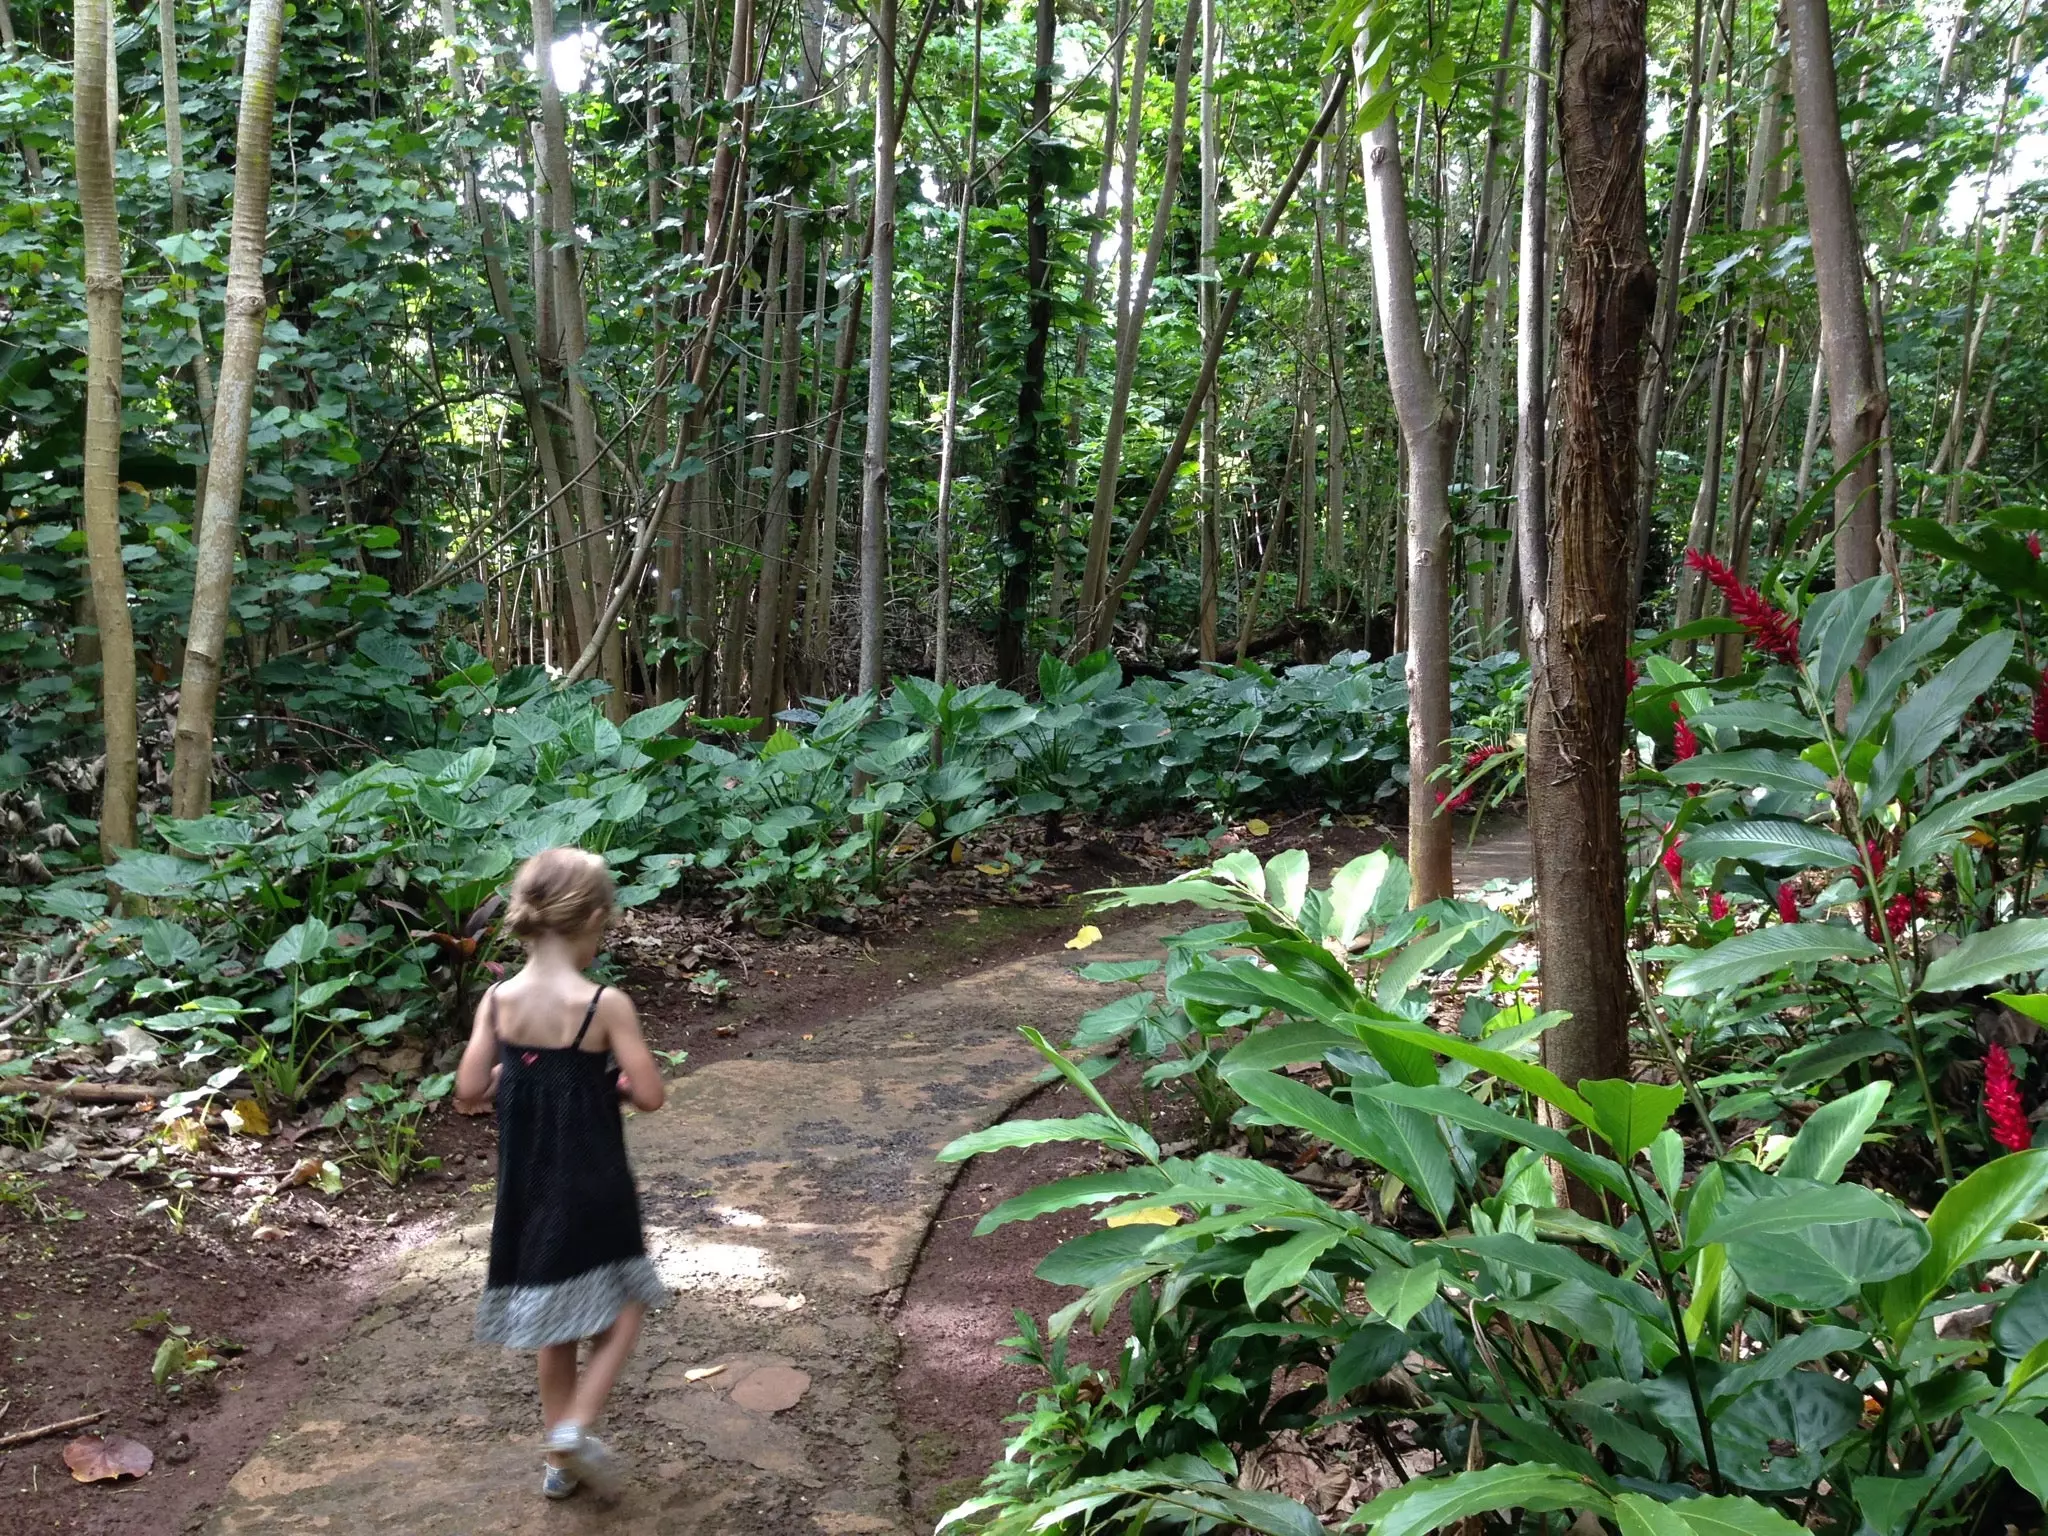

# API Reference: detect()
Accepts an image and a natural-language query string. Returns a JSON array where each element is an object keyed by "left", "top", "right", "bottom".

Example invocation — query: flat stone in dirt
[{"left": 198, "top": 907, "right": 1175, "bottom": 1536}]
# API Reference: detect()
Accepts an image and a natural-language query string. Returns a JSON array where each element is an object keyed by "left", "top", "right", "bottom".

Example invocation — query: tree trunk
[
  {"left": 1513, "top": 0, "right": 1552, "bottom": 630},
  {"left": 75, "top": 0, "right": 137, "bottom": 852},
  {"left": 1362, "top": 108, "right": 1456, "bottom": 906},
  {"left": 1786, "top": 0, "right": 1882, "bottom": 592},
  {"left": 751, "top": 212, "right": 808, "bottom": 712},
  {"left": 158, "top": 0, "right": 216, "bottom": 513},
  {"left": 989, "top": 0, "right": 1056, "bottom": 685},
  {"left": 1196, "top": 0, "right": 1220, "bottom": 660},
  {"left": 931, "top": 2, "right": 983, "bottom": 687},
  {"left": 1, "top": 0, "right": 42, "bottom": 182},
  {"left": 1529, "top": 0, "right": 1655, "bottom": 1092},
  {"left": 168, "top": 0, "right": 285, "bottom": 819},
  {"left": 531, "top": 0, "right": 629, "bottom": 716},
  {"left": 857, "top": 0, "right": 900, "bottom": 697},
  {"left": 1087, "top": 72, "right": 1350, "bottom": 652}
]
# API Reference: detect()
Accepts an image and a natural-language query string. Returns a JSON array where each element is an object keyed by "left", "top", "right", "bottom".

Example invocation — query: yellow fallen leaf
[
  {"left": 1106, "top": 1206, "right": 1182, "bottom": 1228},
  {"left": 224, "top": 1098, "right": 269, "bottom": 1137},
  {"left": 1065, "top": 925, "right": 1103, "bottom": 951},
  {"left": 949, "top": 842, "right": 966, "bottom": 864},
  {"left": 684, "top": 1364, "right": 727, "bottom": 1382},
  {"left": 976, "top": 862, "right": 1009, "bottom": 876},
  {"left": 1246, "top": 818, "right": 1271, "bottom": 837}
]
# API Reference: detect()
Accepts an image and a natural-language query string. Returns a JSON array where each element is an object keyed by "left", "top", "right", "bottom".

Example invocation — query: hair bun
[{"left": 506, "top": 847, "right": 616, "bottom": 939}]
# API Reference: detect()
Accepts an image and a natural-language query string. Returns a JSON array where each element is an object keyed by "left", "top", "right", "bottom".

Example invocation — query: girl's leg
[
  {"left": 564, "top": 1303, "right": 645, "bottom": 1430},
  {"left": 538, "top": 1343, "right": 580, "bottom": 1462}
]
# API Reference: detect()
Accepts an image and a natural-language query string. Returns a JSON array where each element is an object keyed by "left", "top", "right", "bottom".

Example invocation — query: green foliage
[{"left": 941, "top": 851, "right": 2048, "bottom": 1536}]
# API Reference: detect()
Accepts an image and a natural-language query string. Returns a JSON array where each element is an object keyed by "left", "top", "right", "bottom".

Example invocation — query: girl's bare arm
[
  {"left": 453, "top": 994, "right": 500, "bottom": 1113},
  {"left": 602, "top": 992, "right": 666, "bottom": 1112}
]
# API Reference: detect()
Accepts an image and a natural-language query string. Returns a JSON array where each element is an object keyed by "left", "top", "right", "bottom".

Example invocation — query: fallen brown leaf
[{"left": 64, "top": 1434, "right": 153, "bottom": 1483}]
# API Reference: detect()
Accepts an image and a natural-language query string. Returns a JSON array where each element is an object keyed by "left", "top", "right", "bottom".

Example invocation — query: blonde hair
[{"left": 506, "top": 847, "right": 615, "bottom": 940}]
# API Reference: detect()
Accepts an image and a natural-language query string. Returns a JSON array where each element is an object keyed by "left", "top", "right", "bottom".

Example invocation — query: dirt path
[{"left": 198, "top": 825, "right": 1529, "bottom": 1536}]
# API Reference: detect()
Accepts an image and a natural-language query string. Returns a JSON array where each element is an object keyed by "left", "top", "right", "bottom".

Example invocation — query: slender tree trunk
[
  {"left": 1076, "top": 0, "right": 1197, "bottom": 643},
  {"left": 1, "top": 0, "right": 42, "bottom": 182},
  {"left": 857, "top": 0, "right": 900, "bottom": 695},
  {"left": 1786, "top": 0, "right": 1882, "bottom": 592},
  {"left": 989, "top": 0, "right": 1056, "bottom": 685},
  {"left": 531, "top": 0, "right": 629, "bottom": 716},
  {"left": 751, "top": 212, "right": 808, "bottom": 711},
  {"left": 168, "top": 0, "right": 284, "bottom": 819},
  {"left": 75, "top": 0, "right": 137, "bottom": 852},
  {"left": 158, "top": 0, "right": 216, "bottom": 513},
  {"left": 931, "top": 2, "right": 983, "bottom": 688},
  {"left": 1196, "top": 0, "right": 1220, "bottom": 660},
  {"left": 1363, "top": 108, "right": 1457, "bottom": 906},
  {"left": 1513, "top": 0, "right": 1552, "bottom": 633},
  {"left": 1087, "top": 71, "right": 1350, "bottom": 652},
  {"left": 1674, "top": 325, "right": 1732, "bottom": 634},
  {"left": 1529, "top": 0, "right": 1654, "bottom": 1092}
]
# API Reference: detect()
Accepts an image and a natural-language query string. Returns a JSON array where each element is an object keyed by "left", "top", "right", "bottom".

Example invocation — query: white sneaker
[{"left": 543, "top": 1423, "right": 625, "bottom": 1498}]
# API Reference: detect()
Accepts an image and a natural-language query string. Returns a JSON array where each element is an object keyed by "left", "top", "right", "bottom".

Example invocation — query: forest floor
[{"left": 0, "top": 813, "right": 1528, "bottom": 1535}]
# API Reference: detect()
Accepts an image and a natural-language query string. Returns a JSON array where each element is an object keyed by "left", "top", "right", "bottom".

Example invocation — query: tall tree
[
  {"left": 857, "top": 0, "right": 900, "bottom": 696},
  {"left": 931, "top": 0, "right": 984, "bottom": 688},
  {"left": 1527, "top": 0, "right": 1656, "bottom": 1090},
  {"left": 989, "top": 0, "right": 1058, "bottom": 686},
  {"left": 74, "top": 0, "right": 137, "bottom": 852},
  {"left": 1362, "top": 107, "right": 1456, "bottom": 906},
  {"left": 1512, "top": 0, "right": 1551, "bottom": 636},
  {"left": 1195, "top": 0, "right": 1220, "bottom": 661},
  {"left": 1786, "top": 0, "right": 1883, "bottom": 594},
  {"left": 167, "top": 0, "right": 286, "bottom": 819}
]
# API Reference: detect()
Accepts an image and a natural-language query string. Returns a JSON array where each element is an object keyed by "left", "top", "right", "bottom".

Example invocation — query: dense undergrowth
[
  {"left": 0, "top": 646, "right": 1524, "bottom": 1158},
  {"left": 937, "top": 558, "right": 2048, "bottom": 1535}
]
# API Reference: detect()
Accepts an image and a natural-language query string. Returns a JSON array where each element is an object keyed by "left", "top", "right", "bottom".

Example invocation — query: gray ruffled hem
[{"left": 475, "top": 1255, "right": 669, "bottom": 1349}]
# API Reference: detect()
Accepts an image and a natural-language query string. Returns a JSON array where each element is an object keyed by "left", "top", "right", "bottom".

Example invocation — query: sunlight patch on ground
[{"left": 644, "top": 1229, "right": 784, "bottom": 1297}]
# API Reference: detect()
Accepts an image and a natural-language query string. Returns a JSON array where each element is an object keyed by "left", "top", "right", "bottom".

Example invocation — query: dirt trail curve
[{"left": 202, "top": 828, "right": 1529, "bottom": 1536}]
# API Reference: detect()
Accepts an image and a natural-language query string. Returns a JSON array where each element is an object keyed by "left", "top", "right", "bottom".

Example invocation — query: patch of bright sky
[
  {"left": 520, "top": 29, "right": 605, "bottom": 94},
  {"left": 1945, "top": 62, "right": 2048, "bottom": 231}
]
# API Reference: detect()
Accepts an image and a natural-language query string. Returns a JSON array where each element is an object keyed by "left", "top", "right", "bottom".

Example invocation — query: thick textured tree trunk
[
  {"left": 989, "top": 0, "right": 1056, "bottom": 685},
  {"left": 1786, "top": 0, "right": 1882, "bottom": 591},
  {"left": 168, "top": 0, "right": 284, "bottom": 819},
  {"left": 857, "top": 0, "right": 900, "bottom": 696},
  {"left": 1362, "top": 110, "right": 1456, "bottom": 906},
  {"left": 1529, "top": 0, "right": 1655, "bottom": 1090},
  {"left": 75, "top": 0, "right": 137, "bottom": 852}
]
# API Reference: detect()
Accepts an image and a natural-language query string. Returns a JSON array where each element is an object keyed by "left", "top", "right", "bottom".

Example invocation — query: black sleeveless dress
[{"left": 474, "top": 986, "right": 668, "bottom": 1349}]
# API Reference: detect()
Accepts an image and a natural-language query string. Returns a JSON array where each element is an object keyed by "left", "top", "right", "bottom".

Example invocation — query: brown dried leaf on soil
[
  {"left": 63, "top": 1434, "right": 154, "bottom": 1483},
  {"left": 728, "top": 1364, "right": 811, "bottom": 1413}
]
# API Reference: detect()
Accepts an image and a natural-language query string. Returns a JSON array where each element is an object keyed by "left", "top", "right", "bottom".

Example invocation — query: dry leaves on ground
[{"left": 63, "top": 1434, "right": 154, "bottom": 1483}]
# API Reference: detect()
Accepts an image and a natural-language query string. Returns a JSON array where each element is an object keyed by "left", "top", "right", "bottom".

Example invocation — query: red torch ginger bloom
[
  {"left": 1684, "top": 549, "right": 1802, "bottom": 665},
  {"left": 1438, "top": 745, "right": 1509, "bottom": 814},
  {"left": 2032, "top": 668, "right": 2048, "bottom": 748},
  {"left": 1986, "top": 1045, "right": 2033, "bottom": 1154},
  {"left": 1708, "top": 891, "right": 1730, "bottom": 921},
  {"left": 1626, "top": 658, "right": 1641, "bottom": 692},
  {"left": 1671, "top": 703, "right": 1703, "bottom": 795},
  {"left": 1883, "top": 892, "right": 1919, "bottom": 935},
  {"left": 1776, "top": 884, "right": 1800, "bottom": 924},
  {"left": 2031, "top": 532, "right": 2044, "bottom": 560},
  {"left": 1864, "top": 839, "right": 1889, "bottom": 882},
  {"left": 1662, "top": 835, "right": 1685, "bottom": 892}
]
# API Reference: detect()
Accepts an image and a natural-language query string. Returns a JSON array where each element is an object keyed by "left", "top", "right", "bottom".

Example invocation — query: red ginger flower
[
  {"left": 1626, "top": 658, "right": 1641, "bottom": 692},
  {"left": 1438, "top": 745, "right": 1510, "bottom": 813},
  {"left": 1776, "top": 884, "right": 1801, "bottom": 923},
  {"left": 2032, "top": 668, "right": 2048, "bottom": 748},
  {"left": 1884, "top": 892, "right": 1920, "bottom": 935},
  {"left": 1662, "top": 834, "right": 1685, "bottom": 892},
  {"left": 1708, "top": 891, "right": 1730, "bottom": 921},
  {"left": 1685, "top": 549, "right": 1801, "bottom": 665},
  {"left": 1986, "top": 1045, "right": 2032, "bottom": 1154},
  {"left": 2031, "top": 532, "right": 2044, "bottom": 560},
  {"left": 1671, "top": 703, "right": 1703, "bottom": 795}
]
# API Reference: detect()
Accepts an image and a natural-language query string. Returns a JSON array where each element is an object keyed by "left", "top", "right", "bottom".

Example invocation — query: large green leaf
[
  {"left": 1244, "top": 1228, "right": 1348, "bottom": 1309},
  {"left": 106, "top": 850, "right": 207, "bottom": 897},
  {"left": 937, "top": 1115, "right": 1136, "bottom": 1162},
  {"left": 1227, "top": 1069, "right": 1381, "bottom": 1165},
  {"left": 1802, "top": 576, "right": 1891, "bottom": 703},
  {"left": 1700, "top": 1182, "right": 1907, "bottom": 1246},
  {"left": 1847, "top": 607, "right": 1962, "bottom": 744},
  {"left": 973, "top": 1169, "right": 1172, "bottom": 1234},
  {"left": 1679, "top": 820, "right": 1858, "bottom": 870},
  {"left": 1676, "top": 750, "right": 1831, "bottom": 797},
  {"left": 1777, "top": 1081, "right": 1890, "bottom": 1182},
  {"left": 1351, "top": 1093, "right": 1458, "bottom": 1226},
  {"left": 1664, "top": 924, "right": 1880, "bottom": 997},
  {"left": 1349, "top": 1019, "right": 1597, "bottom": 1123},
  {"left": 1363, "top": 1083, "right": 1637, "bottom": 1206},
  {"left": 1223, "top": 1020, "right": 1371, "bottom": 1072},
  {"left": 1921, "top": 918, "right": 2048, "bottom": 993},
  {"left": 1576, "top": 1079, "right": 1685, "bottom": 1160},
  {"left": 264, "top": 917, "right": 334, "bottom": 971},
  {"left": 1348, "top": 1464, "right": 1611, "bottom": 1536},
  {"left": 1877, "top": 1150, "right": 2048, "bottom": 1340},
  {"left": 1867, "top": 630, "right": 2014, "bottom": 807},
  {"left": 1328, "top": 850, "right": 1407, "bottom": 946},
  {"left": 1962, "top": 1410, "right": 2048, "bottom": 1504},
  {"left": 1725, "top": 1218, "right": 1929, "bottom": 1310}
]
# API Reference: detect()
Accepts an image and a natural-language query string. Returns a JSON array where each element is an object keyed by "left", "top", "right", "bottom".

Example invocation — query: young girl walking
[{"left": 455, "top": 846, "right": 669, "bottom": 1501}]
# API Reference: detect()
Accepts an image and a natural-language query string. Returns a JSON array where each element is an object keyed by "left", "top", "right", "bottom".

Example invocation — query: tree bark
[
  {"left": 75, "top": 0, "right": 137, "bottom": 852},
  {"left": 989, "top": 0, "right": 1057, "bottom": 685},
  {"left": 1529, "top": 0, "right": 1655, "bottom": 1092},
  {"left": 158, "top": 0, "right": 216, "bottom": 513},
  {"left": 931, "top": 2, "right": 983, "bottom": 688},
  {"left": 1, "top": 0, "right": 42, "bottom": 182},
  {"left": 1785, "top": 0, "right": 1882, "bottom": 591},
  {"left": 751, "top": 212, "right": 808, "bottom": 712},
  {"left": 857, "top": 0, "right": 900, "bottom": 696},
  {"left": 1362, "top": 109, "right": 1456, "bottom": 906},
  {"left": 1196, "top": 0, "right": 1220, "bottom": 660},
  {"left": 168, "top": 0, "right": 284, "bottom": 819},
  {"left": 1513, "top": 0, "right": 1552, "bottom": 630}
]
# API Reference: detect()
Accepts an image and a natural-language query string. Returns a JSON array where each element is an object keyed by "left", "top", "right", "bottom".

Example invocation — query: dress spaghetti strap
[{"left": 571, "top": 987, "right": 604, "bottom": 1051}]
